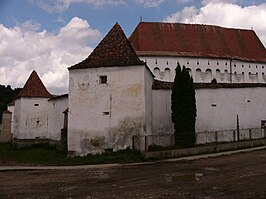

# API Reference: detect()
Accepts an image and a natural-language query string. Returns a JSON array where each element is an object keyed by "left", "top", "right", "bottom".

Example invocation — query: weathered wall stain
[
  {"left": 79, "top": 117, "right": 144, "bottom": 155},
  {"left": 122, "top": 84, "right": 142, "bottom": 97}
]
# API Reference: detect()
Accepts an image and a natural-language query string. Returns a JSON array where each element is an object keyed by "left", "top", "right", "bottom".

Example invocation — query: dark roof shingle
[
  {"left": 129, "top": 22, "right": 266, "bottom": 63},
  {"left": 152, "top": 79, "right": 266, "bottom": 90},
  {"left": 69, "top": 23, "right": 144, "bottom": 70},
  {"left": 16, "top": 70, "right": 53, "bottom": 98}
]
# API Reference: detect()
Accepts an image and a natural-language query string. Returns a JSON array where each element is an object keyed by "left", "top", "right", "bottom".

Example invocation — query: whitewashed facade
[
  {"left": 68, "top": 65, "right": 154, "bottom": 155},
  {"left": 140, "top": 57, "right": 266, "bottom": 83},
  {"left": 152, "top": 86, "right": 266, "bottom": 136},
  {"left": 13, "top": 97, "right": 51, "bottom": 139},
  {"left": 7, "top": 22, "right": 266, "bottom": 155}
]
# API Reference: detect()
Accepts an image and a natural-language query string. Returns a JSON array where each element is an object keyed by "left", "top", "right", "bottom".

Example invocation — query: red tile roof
[
  {"left": 69, "top": 23, "right": 144, "bottom": 70},
  {"left": 16, "top": 70, "right": 53, "bottom": 98},
  {"left": 129, "top": 22, "right": 266, "bottom": 63}
]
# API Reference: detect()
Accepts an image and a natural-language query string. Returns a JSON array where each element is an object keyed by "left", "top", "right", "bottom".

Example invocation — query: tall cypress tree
[{"left": 171, "top": 64, "right": 196, "bottom": 147}]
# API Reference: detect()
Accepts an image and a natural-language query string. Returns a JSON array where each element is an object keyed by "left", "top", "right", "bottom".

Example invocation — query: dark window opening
[
  {"left": 34, "top": 104, "right": 39, "bottom": 106},
  {"left": 103, "top": 112, "right": 109, "bottom": 115},
  {"left": 100, "top": 75, "right": 107, "bottom": 84}
]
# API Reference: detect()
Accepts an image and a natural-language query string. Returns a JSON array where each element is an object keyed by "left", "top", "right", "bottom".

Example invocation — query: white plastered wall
[
  {"left": 68, "top": 65, "right": 152, "bottom": 155},
  {"left": 152, "top": 87, "right": 266, "bottom": 134},
  {"left": 47, "top": 96, "right": 68, "bottom": 140},
  {"left": 140, "top": 56, "right": 266, "bottom": 83},
  {"left": 13, "top": 97, "right": 50, "bottom": 139}
]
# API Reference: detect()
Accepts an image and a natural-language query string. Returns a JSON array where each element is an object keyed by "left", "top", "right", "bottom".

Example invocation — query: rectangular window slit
[
  {"left": 34, "top": 104, "right": 39, "bottom": 106},
  {"left": 211, "top": 104, "right": 217, "bottom": 107},
  {"left": 100, "top": 75, "right": 107, "bottom": 84},
  {"left": 103, "top": 112, "right": 109, "bottom": 115}
]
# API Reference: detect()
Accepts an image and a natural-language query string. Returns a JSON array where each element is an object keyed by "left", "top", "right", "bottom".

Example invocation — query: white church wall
[
  {"left": 196, "top": 87, "right": 266, "bottom": 132},
  {"left": 144, "top": 67, "right": 154, "bottom": 136},
  {"left": 13, "top": 98, "right": 50, "bottom": 139},
  {"left": 151, "top": 87, "right": 266, "bottom": 144},
  {"left": 47, "top": 96, "right": 68, "bottom": 140},
  {"left": 140, "top": 56, "right": 266, "bottom": 84},
  {"left": 152, "top": 89, "right": 174, "bottom": 135},
  {"left": 68, "top": 65, "right": 149, "bottom": 155}
]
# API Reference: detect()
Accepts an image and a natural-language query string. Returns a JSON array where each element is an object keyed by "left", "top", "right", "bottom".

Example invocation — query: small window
[
  {"left": 99, "top": 75, "right": 107, "bottom": 84},
  {"left": 34, "top": 104, "right": 39, "bottom": 106}
]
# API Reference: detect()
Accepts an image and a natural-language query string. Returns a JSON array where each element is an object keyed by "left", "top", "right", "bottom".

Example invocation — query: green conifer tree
[{"left": 171, "top": 64, "right": 196, "bottom": 147}]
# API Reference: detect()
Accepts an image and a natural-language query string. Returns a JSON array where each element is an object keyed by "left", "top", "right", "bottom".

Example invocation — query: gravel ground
[{"left": 0, "top": 149, "right": 265, "bottom": 199}]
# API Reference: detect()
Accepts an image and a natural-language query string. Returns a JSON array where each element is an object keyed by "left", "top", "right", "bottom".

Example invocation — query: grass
[{"left": 0, "top": 143, "right": 144, "bottom": 166}]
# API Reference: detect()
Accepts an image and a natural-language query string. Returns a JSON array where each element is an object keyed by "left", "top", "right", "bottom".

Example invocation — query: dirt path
[{"left": 0, "top": 149, "right": 265, "bottom": 199}]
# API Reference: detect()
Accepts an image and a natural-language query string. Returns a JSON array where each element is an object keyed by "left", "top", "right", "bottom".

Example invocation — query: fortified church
[{"left": 3, "top": 22, "right": 266, "bottom": 155}]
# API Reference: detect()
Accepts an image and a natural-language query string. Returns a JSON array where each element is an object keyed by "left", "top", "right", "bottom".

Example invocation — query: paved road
[{"left": 0, "top": 147, "right": 265, "bottom": 199}]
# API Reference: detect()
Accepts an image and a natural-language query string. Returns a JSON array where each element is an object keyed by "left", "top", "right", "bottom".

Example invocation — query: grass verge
[{"left": 0, "top": 143, "right": 144, "bottom": 166}]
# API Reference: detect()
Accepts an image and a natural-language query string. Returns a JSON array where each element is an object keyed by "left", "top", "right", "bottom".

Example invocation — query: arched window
[
  {"left": 196, "top": 68, "right": 202, "bottom": 82},
  {"left": 216, "top": 69, "right": 221, "bottom": 81},
  {"left": 186, "top": 68, "right": 192, "bottom": 77},
  {"left": 205, "top": 69, "right": 212, "bottom": 82},
  {"left": 154, "top": 67, "right": 160, "bottom": 78},
  {"left": 164, "top": 68, "right": 171, "bottom": 81}
]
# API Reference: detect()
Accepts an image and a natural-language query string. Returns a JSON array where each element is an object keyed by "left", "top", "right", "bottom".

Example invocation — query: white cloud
[
  {"left": 164, "top": 2, "right": 266, "bottom": 47},
  {"left": 30, "top": 0, "right": 126, "bottom": 13},
  {"left": 136, "top": 0, "right": 166, "bottom": 8},
  {"left": 201, "top": 0, "right": 238, "bottom": 5},
  {"left": 0, "top": 17, "right": 101, "bottom": 94}
]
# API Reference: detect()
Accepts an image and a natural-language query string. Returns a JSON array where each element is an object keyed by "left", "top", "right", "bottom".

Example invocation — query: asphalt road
[{"left": 0, "top": 149, "right": 265, "bottom": 199}]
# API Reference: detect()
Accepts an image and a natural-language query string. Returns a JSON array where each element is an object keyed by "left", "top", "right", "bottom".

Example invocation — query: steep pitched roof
[
  {"left": 69, "top": 23, "right": 144, "bottom": 70},
  {"left": 16, "top": 70, "right": 53, "bottom": 98},
  {"left": 129, "top": 22, "right": 266, "bottom": 63}
]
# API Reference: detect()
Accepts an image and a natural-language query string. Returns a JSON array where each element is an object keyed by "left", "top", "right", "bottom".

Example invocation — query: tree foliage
[
  {"left": 171, "top": 64, "right": 196, "bottom": 147},
  {"left": 0, "top": 85, "right": 21, "bottom": 122}
]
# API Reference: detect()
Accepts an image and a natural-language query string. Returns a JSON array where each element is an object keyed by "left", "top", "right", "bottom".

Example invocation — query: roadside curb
[{"left": 0, "top": 145, "right": 265, "bottom": 171}]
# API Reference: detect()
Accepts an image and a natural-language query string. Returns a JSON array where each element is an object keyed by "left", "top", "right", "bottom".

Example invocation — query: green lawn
[{"left": 0, "top": 143, "right": 144, "bottom": 166}]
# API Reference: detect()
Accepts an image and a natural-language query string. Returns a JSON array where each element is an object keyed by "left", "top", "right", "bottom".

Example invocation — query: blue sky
[{"left": 0, "top": 0, "right": 266, "bottom": 94}]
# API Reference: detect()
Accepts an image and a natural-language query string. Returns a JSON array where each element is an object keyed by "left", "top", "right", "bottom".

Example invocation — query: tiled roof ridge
[
  {"left": 129, "top": 22, "right": 266, "bottom": 63},
  {"left": 152, "top": 79, "right": 266, "bottom": 90},
  {"left": 69, "top": 23, "right": 144, "bottom": 70},
  {"left": 15, "top": 70, "right": 53, "bottom": 99},
  {"left": 137, "top": 21, "right": 255, "bottom": 32}
]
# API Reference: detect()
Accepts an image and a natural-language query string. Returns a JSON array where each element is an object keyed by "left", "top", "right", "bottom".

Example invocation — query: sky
[{"left": 0, "top": 0, "right": 266, "bottom": 94}]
